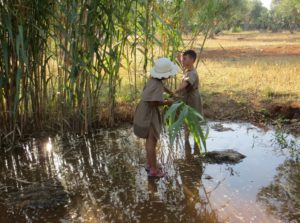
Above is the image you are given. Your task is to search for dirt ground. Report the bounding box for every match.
[201,44,300,59]
[203,94,300,133]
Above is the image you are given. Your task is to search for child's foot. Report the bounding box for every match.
[147,168,166,178]
[145,163,162,172]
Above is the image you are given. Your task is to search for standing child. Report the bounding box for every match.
[133,57,178,178]
[175,50,203,154]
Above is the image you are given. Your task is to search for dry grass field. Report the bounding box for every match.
[51,31,300,132]
[186,32,300,126]
[109,32,300,130]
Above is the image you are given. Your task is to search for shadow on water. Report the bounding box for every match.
[0,122,299,222]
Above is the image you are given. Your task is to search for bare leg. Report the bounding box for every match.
[184,124,189,142]
[184,124,192,159]
[185,124,200,155]
[145,135,151,168]
[146,127,157,173]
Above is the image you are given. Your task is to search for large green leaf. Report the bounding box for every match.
[164,100,208,153]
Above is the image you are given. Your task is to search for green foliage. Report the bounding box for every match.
[274,120,300,160]
[231,26,243,32]
[0,0,185,143]
[237,0,300,31]
[183,0,300,33]
[164,101,209,154]
[0,0,53,136]
[271,0,300,32]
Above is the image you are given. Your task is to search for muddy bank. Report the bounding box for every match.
[203,93,300,134]
[111,97,300,135]
[76,100,300,134]
[1,97,299,147]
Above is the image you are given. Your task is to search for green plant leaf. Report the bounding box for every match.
[164,100,208,153]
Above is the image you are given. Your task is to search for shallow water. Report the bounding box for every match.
[0,122,299,223]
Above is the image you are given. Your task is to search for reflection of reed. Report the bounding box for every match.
[1,138,59,188]
[0,128,221,222]
[174,152,219,222]
[257,159,300,222]
[144,128,219,222]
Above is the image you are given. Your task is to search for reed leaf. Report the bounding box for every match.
[164,101,208,153]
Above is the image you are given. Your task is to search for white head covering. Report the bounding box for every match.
[150,57,179,79]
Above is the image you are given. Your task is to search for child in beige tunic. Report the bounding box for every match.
[133,78,165,140]
[175,50,203,155]
[133,58,178,177]
[179,68,202,114]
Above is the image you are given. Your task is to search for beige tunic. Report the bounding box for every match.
[133,78,164,139]
[180,68,203,114]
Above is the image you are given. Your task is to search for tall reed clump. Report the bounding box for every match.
[0,0,53,143]
[0,0,186,145]
[1,0,226,146]
[53,0,134,131]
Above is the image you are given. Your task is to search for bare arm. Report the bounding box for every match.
[175,80,189,94]
[164,86,175,97]
[148,99,174,108]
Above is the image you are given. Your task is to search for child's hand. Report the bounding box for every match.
[170,93,181,100]
[176,93,182,99]
[168,91,175,98]
[164,99,175,106]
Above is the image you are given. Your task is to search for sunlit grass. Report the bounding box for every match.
[116,32,300,106]
[199,56,300,103]
[116,54,300,108]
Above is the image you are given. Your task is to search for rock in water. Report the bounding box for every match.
[5,180,70,209]
[211,123,234,132]
[204,149,246,164]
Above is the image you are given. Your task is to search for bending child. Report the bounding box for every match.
[133,57,178,178]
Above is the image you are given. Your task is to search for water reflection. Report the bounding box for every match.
[0,122,299,222]
[257,159,300,222]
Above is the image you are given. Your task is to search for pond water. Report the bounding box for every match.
[0,122,299,223]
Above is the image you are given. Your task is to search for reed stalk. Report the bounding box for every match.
[0,0,216,144]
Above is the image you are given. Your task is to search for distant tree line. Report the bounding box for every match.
[183,0,300,35]
[240,0,300,33]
